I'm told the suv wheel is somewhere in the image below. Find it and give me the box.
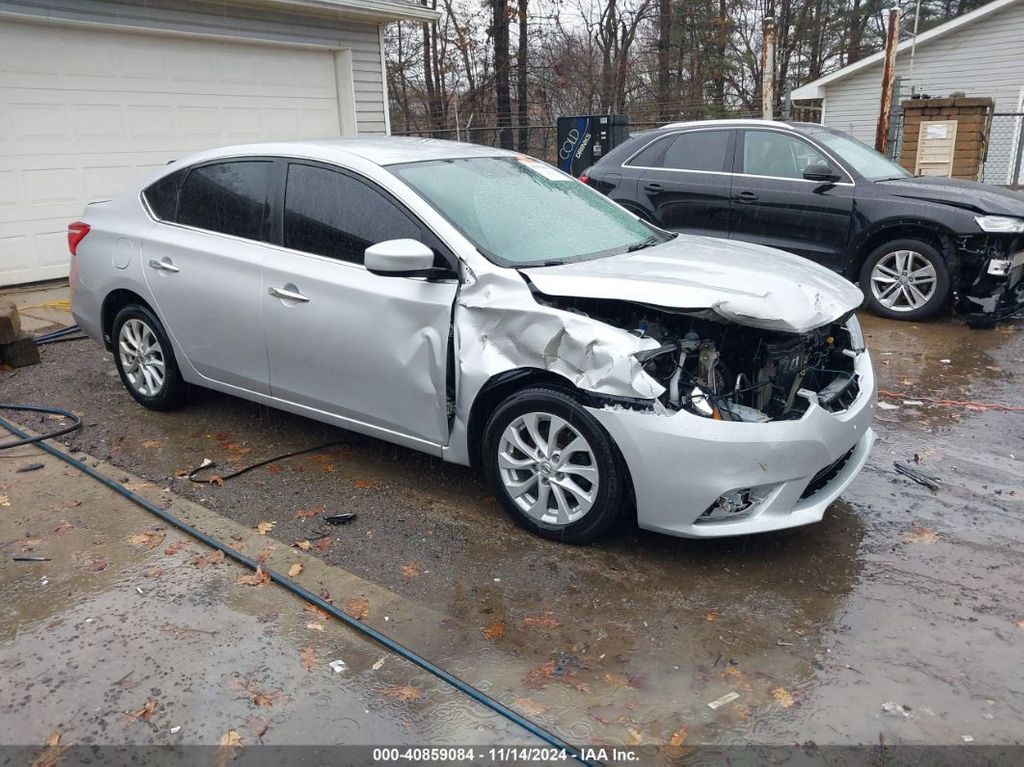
[859,238,950,321]
[482,387,626,543]
[112,304,186,410]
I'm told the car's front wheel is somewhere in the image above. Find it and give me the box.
[112,304,185,410]
[859,238,951,321]
[482,387,627,543]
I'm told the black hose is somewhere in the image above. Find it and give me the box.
[0,407,594,764]
[187,441,349,484]
[0,404,83,450]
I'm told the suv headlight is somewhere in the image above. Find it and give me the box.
[975,215,1024,233]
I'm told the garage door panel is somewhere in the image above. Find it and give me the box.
[1,20,348,285]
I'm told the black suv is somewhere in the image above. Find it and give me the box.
[583,120,1024,323]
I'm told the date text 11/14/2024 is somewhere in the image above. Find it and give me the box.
[372,747,641,763]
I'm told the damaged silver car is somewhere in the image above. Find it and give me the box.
[69,138,877,543]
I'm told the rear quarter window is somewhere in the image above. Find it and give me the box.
[176,161,273,241]
[143,169,185,221]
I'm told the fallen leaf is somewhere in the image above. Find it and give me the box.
[602,672,630,689]
[383,684,422,702]
[294,540,312,550]
[0,494,10,507]
[208,475,225,487]
[230,677,286,708]
[372,657,386,671]
[31,728,68,767]
[523,612,561,629]
[352,478,376,490]
[192,550,225,568]
[216,730,242,767]
[141,439,161,449]
[309,454,336,472]
[126,696,159,720]
[626,728,643,746]
[146,566,165,578]
[772,687,795,708]
[163,541,187,555]
[293,506,324,520]
[243,715,270,739]
[50,522,73,536]
[85,558,109,572]
[401,561,421,580]
[255,521,275,535]
[705,610,718,622]
[305,621,325,632]
[174,469,190,478]
[253,544,274,566]
[481,620,506,640]
[129,531,166,550]
[288,563,303,577]
[904,526,939,544]
[313,537,333,554]
[318,587,333,604]
[668,724,688,747]
[237,566,270,587]
[304,604,330,620]
[513,697,547,717]
[300,645,316,671]
[344,597,369,620]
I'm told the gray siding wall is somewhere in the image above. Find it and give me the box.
[821,1,1024,144]
[0,0,389,132]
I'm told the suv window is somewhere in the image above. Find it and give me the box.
[284,163,420,264]
[176,161,272,240]
[662,130,730,172]
[143,169,185,220]
[742,131,828,180]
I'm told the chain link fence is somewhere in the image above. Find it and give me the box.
[981,113,1024,188]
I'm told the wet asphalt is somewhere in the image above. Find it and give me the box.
[1,312,1022,754]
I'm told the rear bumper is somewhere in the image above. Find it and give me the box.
[588,349,876,538]
[70,280,104,345]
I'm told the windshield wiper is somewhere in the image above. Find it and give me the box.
[626,236,660,253]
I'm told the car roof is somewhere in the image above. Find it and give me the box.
[173,136,516,168]
[656,119,823,133]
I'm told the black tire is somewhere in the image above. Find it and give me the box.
[482,386,627,544]
[111,304,186,411]
[859,238,951,321]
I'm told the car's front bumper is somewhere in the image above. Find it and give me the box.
[957,236,1024,324]
[587,349,876,538]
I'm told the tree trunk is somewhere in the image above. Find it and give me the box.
[656,0,672,121]
[493,0,514,149]
[517,0,529,152]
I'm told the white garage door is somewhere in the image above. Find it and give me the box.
[0,20,345,286]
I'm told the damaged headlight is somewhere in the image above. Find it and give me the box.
[845,314,865,352]
[975,215,1024,234]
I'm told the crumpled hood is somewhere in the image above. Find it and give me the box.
[878,176,1024,216]
[521,234,863,334]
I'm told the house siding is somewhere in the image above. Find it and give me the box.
[0,0,390,133]
[815,0,1024,145]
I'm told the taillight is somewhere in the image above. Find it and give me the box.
[578,174,590,185]
[67,221,90,255]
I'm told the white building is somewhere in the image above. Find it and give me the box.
[791,0,1024,185]
[0,0,437,286]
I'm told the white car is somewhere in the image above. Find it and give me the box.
[69,137,876,543]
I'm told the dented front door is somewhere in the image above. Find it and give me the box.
[262,162,458,447]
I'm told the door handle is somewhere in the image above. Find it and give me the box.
[735,191,759,203]
[269,286,310,303]
[644,183,664,194]
[148,259,180,273]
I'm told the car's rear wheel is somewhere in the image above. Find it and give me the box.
[482,387,626,543]
[859,238,950,321]
[112,304,185,410]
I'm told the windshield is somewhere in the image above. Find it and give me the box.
[813,131,911,181]
[390,156,665,267]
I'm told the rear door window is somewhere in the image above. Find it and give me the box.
[176,161,273,241]
[283,163,421,264]
[661,130,731,172]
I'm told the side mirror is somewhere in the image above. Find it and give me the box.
[803,162,841,182]
[365,239,443,278]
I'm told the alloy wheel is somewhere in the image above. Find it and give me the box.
[118,318,166,397]
[869,249,938,312]
[497,412,599,526]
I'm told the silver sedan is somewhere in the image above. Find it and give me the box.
[69,138,876,543]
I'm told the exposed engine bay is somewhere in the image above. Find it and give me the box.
[535,294,861,422]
